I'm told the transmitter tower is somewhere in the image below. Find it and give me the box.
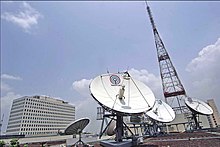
[145,2,187,113]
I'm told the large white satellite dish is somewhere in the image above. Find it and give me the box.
[90,72,156,114]
[185,97,213,115]
[145,99,175,122]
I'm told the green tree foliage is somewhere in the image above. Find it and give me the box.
[0,140,6,147]
[10,138,19,147]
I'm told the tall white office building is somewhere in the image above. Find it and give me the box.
[6,95,75,136]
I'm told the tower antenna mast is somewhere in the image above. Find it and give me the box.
[145,1,187,113]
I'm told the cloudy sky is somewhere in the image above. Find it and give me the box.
[1,1,220,134]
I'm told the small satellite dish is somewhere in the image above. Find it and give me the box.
[145,99,175,122]
[90,72,155,114]
[65,118,90,135]
[185,97,213,115]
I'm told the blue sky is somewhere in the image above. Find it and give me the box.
[1,1,220,134]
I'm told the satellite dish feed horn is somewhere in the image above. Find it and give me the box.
[117,85,125,99]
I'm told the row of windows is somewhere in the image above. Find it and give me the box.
[13,97,25,103]
[212,115,216,121]
[24,106,75,114]
[7,124,20,129]
[8,115,74,126]
[12,98,25,103]
[9,116,22,122]
[25,103,75,112]
[26,98,74,111]
[9,116,74,124]
[25,104,75,113]
[11,105,24,111]
[22,119,72,124]
[22,117,74,122]
[21,127,64,131]
[20,131,57,135]
[10,108,23,114]
[23,109,75,116]
[6,128,20,132]
[27,113,74,118]
[9,112,23,118]
[208,115,218,126]
[212,115,217,125]
[8,120,21,126]
[23,120,71,124]
[13,99,25,105]
[30,97,71,107]
[13,96,73,108]
[21,123,67,128]
[28,96,64,105]
[8,122,70,130]
[12,101,25,106]
[23,114,74,120]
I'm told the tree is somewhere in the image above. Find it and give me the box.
[0,140,6,147]
[10,138,19,147]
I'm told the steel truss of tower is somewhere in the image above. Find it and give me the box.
[145,2,188,113]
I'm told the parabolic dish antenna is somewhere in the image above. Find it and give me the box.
[145,99,175,122]
[185,97,213,115]
[64,118,90,135]
[90,72,155,114]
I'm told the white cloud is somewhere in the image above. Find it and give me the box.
[1,82,12,92]
[186,38,220,75]
[72,79,92,97]
[1,1,43,33]
[128,68,163,99]
[186,38,220,106]
[1,74,22,81]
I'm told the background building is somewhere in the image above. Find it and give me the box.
[6,95,75,137]
[207,99,220,128]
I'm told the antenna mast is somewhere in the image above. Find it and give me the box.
[145,2,187,113]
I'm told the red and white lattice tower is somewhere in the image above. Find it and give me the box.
[145,2,188,113]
